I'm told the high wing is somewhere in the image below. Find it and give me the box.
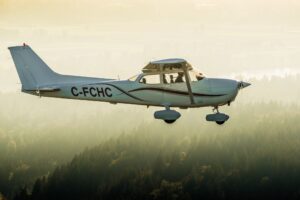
[142,58,192,73]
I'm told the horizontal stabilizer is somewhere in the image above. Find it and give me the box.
[24,87,61,92]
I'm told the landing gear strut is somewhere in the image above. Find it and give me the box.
[206,106,229,125]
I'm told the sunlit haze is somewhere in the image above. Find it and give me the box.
[1,1,300,199]
[1,0,300,93]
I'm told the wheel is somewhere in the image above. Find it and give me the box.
[216,121,225,125]
[164,119,176,124]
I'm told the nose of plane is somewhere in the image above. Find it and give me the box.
[238,81,251,89]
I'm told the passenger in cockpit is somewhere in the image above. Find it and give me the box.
[175,72,184,83]
[163,74,168,84]
[170,75,174,83]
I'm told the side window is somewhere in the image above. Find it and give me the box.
[139,74,160,84]
[162,72,186,84]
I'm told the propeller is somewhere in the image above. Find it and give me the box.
[238,81,251,89]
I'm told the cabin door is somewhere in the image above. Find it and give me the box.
[161,72,191,106]
[136,74,164,104]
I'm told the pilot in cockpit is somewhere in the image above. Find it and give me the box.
[196,72,204,81]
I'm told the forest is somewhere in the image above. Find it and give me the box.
[0,76,300,200]
[1,103,300,199]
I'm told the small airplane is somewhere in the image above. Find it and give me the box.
[8,44,250,125]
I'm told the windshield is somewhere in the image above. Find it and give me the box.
[128,74,139,81]
[189,69,205,81]
[139,74,161,84]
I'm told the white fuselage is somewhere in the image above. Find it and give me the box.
[31,77,239,108]
[9,45,250,124]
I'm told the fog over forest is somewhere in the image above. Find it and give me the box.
[0,75,299,199]
[1,0,300,199]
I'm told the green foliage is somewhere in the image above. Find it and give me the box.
[10,103,300,200]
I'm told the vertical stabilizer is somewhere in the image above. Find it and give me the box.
[8,44,60,90]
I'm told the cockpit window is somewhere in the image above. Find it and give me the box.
[139,74,160,84]
[162,72,186,84]
[128,74,139,81]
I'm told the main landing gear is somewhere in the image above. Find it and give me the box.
[206,106,229,125]
[154,106,181,124]
[154,106,229,125]
[164,119,176,124]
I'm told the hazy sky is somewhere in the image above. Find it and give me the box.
[1,0,300,26]
[1,0,300,92]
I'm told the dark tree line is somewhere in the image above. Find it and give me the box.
[12,104,300,200]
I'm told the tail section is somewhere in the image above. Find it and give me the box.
[8,44,61,90]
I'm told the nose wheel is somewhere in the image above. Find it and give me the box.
[206,106,229,125]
